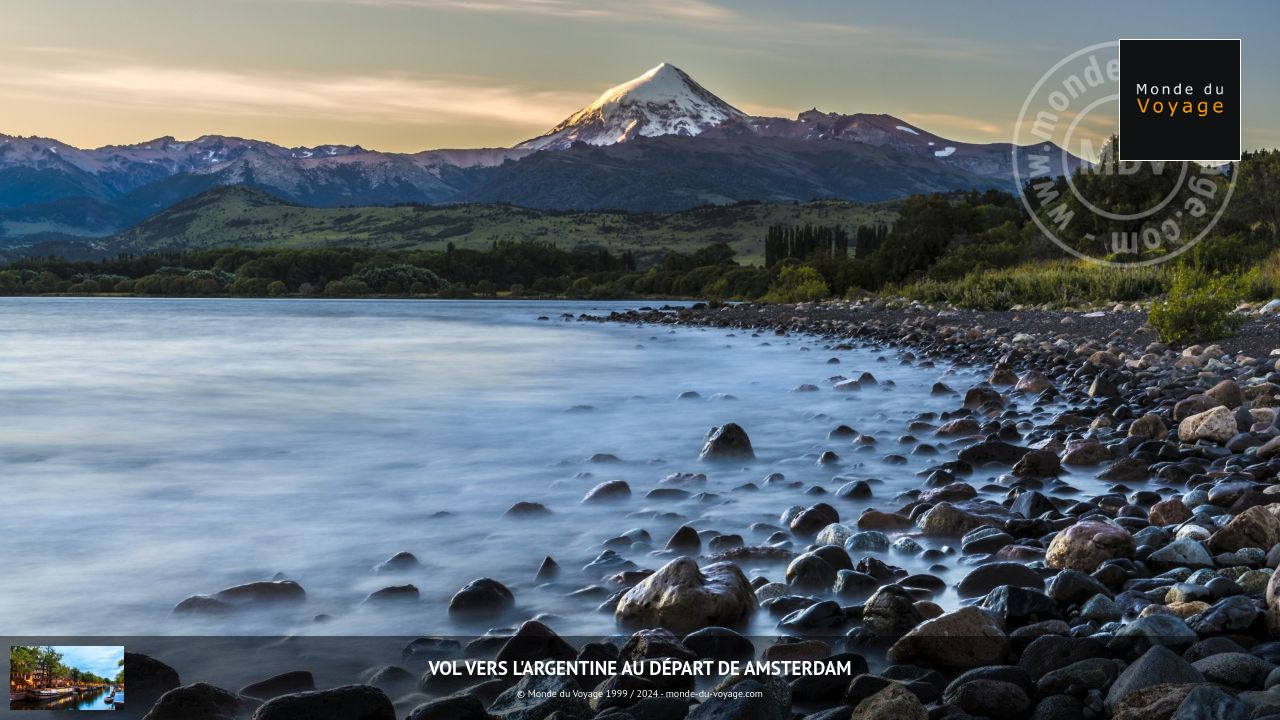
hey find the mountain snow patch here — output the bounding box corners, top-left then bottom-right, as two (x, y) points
(934, 146), (956, 157)
(896, 125), (920, 135)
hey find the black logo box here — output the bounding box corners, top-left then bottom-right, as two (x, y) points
(1119, 39), (1241, 162)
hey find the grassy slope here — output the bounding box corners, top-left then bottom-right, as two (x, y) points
(109, 187), (896, 265)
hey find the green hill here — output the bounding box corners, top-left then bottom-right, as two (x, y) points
(105, 186), (895, 265)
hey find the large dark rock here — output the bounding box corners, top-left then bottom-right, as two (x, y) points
(942, 679), (1030, 720)
(251, 685), (394, 720)
(489, 675), (589, 720)
(447, 578), (515, 616)
(683, 627), (754, 661)
(957, 562), (1044, 598)
(1104, 646), (1204, 712)
(700, 424), (755, 460)
(496, 620), (578, 665)
(142, 683), (244, 720)
(124, 652), (181, 711)
(240, 671), (316, 701)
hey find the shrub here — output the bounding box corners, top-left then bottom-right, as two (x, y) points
(352, 264), (447, 293)
(323, 278), (370, 296)
(1147, 266), (1243, 345)
(267, 280), (288, 296)
(763, 265), (831, 304)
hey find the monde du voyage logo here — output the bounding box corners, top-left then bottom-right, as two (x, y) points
(1013, 39), (1241, 267)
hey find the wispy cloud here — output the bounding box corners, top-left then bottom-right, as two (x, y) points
(298, 0), (736, 22)
(0, 61), (591, 128)
(901, 112), (1007, 137)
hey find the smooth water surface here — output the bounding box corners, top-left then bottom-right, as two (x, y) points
(0, 298), (1000, 637)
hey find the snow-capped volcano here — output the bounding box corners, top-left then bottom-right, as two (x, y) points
(517, 63), (745, 151)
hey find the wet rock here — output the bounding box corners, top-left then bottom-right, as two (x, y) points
(957, 439), (1026, 465)
(964, 385), (1005, 409)
(979, 585), (1059, 625)
(943, 679), (1029, 720)
(583, 480), (631, 503)
(373, 551), (419, 573)
(363, 584), (418, 604)
(937, 418), (981, 435)
(505, 502), (552, 517)
(1207, 504), (1280, 553)
(1104, 646), (1204, 711)
(489, 675), (589, 720)
(364, 666), (415, 696)
(615, 557), (755, 633)
(785, 553), (837, 592)
(1013, 450), (1062, 477)
(916, 502), (989, 537)
(886, 606), (1009, 671)
(834, 570), (879, 600)
(142, 683), (244, 720)
(251, 685), (394, 720)
(779, 600), (846, 631)
(447, 578), (515, 616)
(535, 556), (560, 581)
(1128, 413), (1168, 440)
(1149, 498), (1192, 525)
(1112, 613), (1199, 651)
(816, 523), (855, 547)
(1192, 652), (1273, 688)
(175, 581), (306, 614)
(862, 585), (925, 637)
(1169, 684), (1250, 720)
(700, 424), (754, 460)
(1206, 379), (1244, 408)
(845, 531), (891, 552)
(1178, 406), (1237, 444)
(849, 682), (926, 720)
(1045, 520), (1135, 572)
(1016, 372), (1054, 394)
(496, 620), (578, 665)
(791, 503), (840, 536)
(1035, 658), (1122, 697)
(856, 510), (913, 531)
(1110, 683), (1196, 720)
(683, 626), (754, 661)
(1188, 595), (1261, 634)
(1147, 538), (1215, 570)
(1061, 438), (1111, 465)
(1046, 568), (1113, 606)
(1017, 635), (1106, 678)
(125, 653), (181, 711)
(406, 695), (487, 720)
(240, 672), (316, 701)
(956, 562), (1043, 598)
(666, 525), (701, 553)
(1079, 594), (1122, 623)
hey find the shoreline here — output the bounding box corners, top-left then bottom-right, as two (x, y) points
(27, 298), (1280, 719)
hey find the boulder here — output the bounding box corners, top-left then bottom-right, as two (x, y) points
(1207, 505), (1280, 553)
(251, 685), (394, 720)
(916, 502), (989, 537)
(1045, 521), (1135, 572)
(956, 562), (1044, 598)
(1012, 450), (1061, 477)
(886, 606), (1009, 671)
(447, 578), (514, 616)
(406, 696), (487, 720)
(1149, 498), (1192, 526)
(124, 653), (181, 711)
(240, 672), (316, 701)
(1128, 413), (1168, 440)
(615, 557), (755, 633)
(142, 683), (244, 720)
(862, 585), (925, 637)
(488, 675), (589, 720)
(700, 424), (754, 460)
(850, 682), (926, 720)
(583, 480), (631, 503)
(1177, 406), (1237, 444)
(1104, 646), (1204, 711)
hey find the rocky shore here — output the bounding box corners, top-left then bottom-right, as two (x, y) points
(130, 299), (1280, 720)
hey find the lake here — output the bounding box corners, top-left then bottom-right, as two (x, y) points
(0, 297), (990, 638)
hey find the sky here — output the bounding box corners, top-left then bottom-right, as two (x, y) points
(1, 0), (1277, 153)
(49, 646), (123, 680)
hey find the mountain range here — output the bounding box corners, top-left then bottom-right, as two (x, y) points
(0, 63), (1079, 251)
